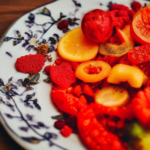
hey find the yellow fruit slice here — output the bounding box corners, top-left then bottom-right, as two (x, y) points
(107, 64), (144, 88)
(95, 85), (129, 107)
(75, 60), (111, 83)
(57, 27), (98, 62)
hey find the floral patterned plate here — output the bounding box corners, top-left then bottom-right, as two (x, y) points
(0, 0), (148, 150)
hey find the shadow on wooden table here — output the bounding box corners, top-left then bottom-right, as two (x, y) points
(0, 123), (24, 150)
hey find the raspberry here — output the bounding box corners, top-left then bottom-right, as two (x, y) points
(60, 125), (72, 137)
(131, 1), (142, 12)
(54, 120), (65, 130)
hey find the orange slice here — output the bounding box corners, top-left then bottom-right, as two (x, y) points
(75, 60), (111, 83)
(57, 27), (98, 62)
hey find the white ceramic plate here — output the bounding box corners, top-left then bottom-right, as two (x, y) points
(0, 0), (149, 150)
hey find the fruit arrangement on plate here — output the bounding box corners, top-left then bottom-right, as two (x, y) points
(15, 1), (150, 150)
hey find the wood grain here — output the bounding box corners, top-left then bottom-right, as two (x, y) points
(0, 0), (54, 149)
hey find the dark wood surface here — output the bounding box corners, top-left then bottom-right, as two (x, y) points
(0, 1), (54, 149)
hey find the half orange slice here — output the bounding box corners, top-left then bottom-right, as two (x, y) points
(57, 27), (98, 62)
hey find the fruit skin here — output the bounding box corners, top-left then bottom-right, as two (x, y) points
(107, 64), (144, 88)
(51, 85), (87, 116)
(57, 27), (98, 62)
(99, 24), (134, 57)
(77, 105), (126, 150)
(94, 85), (129, 107)
(50, 62), (76, 88)
(75, 60), (111, 83)
(81, 9), (113, 43)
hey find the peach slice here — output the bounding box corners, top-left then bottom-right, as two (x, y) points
(107, 64), (144, 88)
(99, 24), (134, 57)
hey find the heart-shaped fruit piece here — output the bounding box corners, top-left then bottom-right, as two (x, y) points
(50, 62), (76, 88)
(15, 54), (46, 74)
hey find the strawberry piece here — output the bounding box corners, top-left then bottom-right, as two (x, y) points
(60, 125), (72, 137)
(131, 1), (142, 12)
(82, 84), (94, 97)
(130, 87), (150, 127)
(51, 85), (87, 116)
(77, 105), (126, 150)
(15, 54), (46, 74)
(44, 65), (51, 75)
(72, 85), (82, 97)
(128, 45), (150, 64)
(50, 62), (76, 88)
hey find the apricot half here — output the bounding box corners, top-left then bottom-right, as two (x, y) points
(107, 64), (144, 88)
(99, 24), (134, 57)
(75, 61), (111, 83)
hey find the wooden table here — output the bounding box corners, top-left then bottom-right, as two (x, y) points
(0, 1), (54, 149)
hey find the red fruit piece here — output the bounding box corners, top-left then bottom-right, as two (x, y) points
(108, 9), (130, 29)
(60, 125), (72, 137)
(44, 65), (51, 75)
(77, 105), (126, 150)
(83, 84), (94, 97)
(109, 4), (134, 20)
(72, 85), (82, 97)
(50, 62), (76, 88)
(51, 85), (87, 116)
(15, 54), (46, 74)
(90, 103), (133, 121)
(81, 9), (113, 43)
(54, 120), (65, 130)
(131, 87), (150, 127)
(128, 45), (150, 64)
(131, 1), (142, 12)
